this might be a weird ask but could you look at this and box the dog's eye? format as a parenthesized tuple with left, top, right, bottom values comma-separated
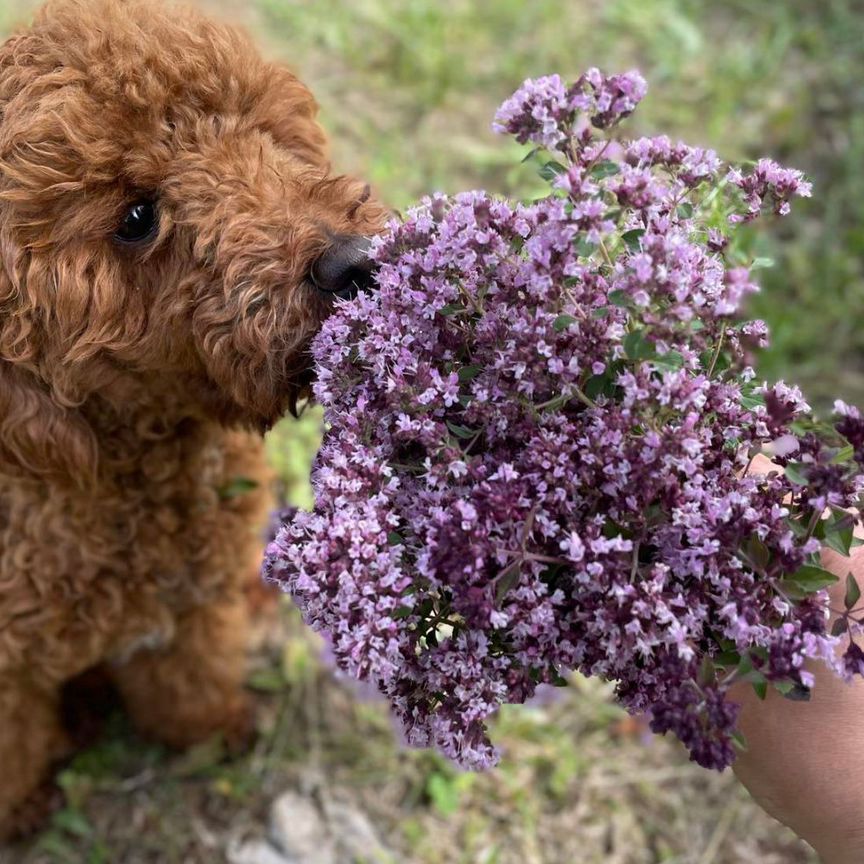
(115, 201, 159, 244)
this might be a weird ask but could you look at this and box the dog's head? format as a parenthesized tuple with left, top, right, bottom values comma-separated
(0, 0, 387, 484)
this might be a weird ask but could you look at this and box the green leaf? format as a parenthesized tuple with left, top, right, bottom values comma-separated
(575, 237, 597, 257)
(778, 581, 809, 601)
(553, 314, 577, 332)
(621, 228, 645, 250)
(676, 202, 694, 219)
(724, 436, 742, 452)
(750, 257, 775, 271)
(823, 525, 854, 557)
(831, 616, 849, 637)
(247, 668, 285, 693)
(823, 510, 855, 557)
(550, 669, 569, 687)
(438, 303, 464, 316)
(538, 160, 567, 181)
(623, 331, 641, 359)
(731, 729, 749, 751)
(446, 421, 477, 439)
(590, 160, 620, 179)
(740, 390, 766, 411)
(697, 656, 716, 686)
(788, 417, 834, 437)
(715, 650, 741, 667)
(458, 364, 483, 382)
(734, 653, 765, 684)
(623, 330, 655, 361)
(776, 680, 811, 701)
(701, 347, 730, 374)
(846, 572, 861, 610)
(745, 534, 770, 571)
(417, 597, 435, 617)
(217, 476, 259, 500)
(392, 605, 414, 619)
(783, 462, 810, 487)
(52, 809, 93, 838)
(788, 516, 810, 539)
(831, 444, 855, 464)
(608, 289, 632, 307)
(785, 563, 839, 592)
(584, 371, 612, 400)
(752, 680, 768, 701)
(651, 351, 685, 370)
(387, 530, 404, 546)
(426, 773, 461, 817)
(735, 653, 753, 678)
(495, 565, 521, 605)
(521, 146, 541, 164)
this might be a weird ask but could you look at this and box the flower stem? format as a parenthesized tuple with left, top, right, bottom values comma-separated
(707, 323, 727, 378)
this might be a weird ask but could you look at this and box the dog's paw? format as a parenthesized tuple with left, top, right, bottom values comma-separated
(1, 779, 64, 842)
(222, 696, 257, 758)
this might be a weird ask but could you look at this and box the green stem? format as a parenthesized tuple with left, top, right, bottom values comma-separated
(598, 237, 615, 269)
(534, 385, 596, 412)
(802, 507, 823, 544)
(707, 323, 727, 378)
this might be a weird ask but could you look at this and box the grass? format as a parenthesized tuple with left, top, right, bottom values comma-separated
(254, 0, 864, 409)
(10, 613, 818, 864)
(3, 0, 864, 861)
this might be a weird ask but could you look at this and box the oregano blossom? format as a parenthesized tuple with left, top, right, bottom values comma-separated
(264, 71, 863, 771)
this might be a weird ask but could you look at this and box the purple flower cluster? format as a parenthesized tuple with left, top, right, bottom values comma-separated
(493, 68, 647, 150)
(727, 159, 813, 222)
(264, 72, 864, 771)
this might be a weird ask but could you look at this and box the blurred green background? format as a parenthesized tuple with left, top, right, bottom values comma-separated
(3, 0, 863, 862)
(263, 0, 864, 410)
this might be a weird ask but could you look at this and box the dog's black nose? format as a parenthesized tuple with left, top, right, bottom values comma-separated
(310, 235, 378, 299)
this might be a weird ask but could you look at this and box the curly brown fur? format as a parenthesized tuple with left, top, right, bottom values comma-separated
(0, 0, 387, 839)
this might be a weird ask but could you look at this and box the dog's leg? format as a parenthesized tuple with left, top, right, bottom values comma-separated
(0, 677, 69, 840)
(109, 593, 254, 752)
(112, 431, 269, 753)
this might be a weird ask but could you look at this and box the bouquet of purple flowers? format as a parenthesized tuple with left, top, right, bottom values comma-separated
(264, 69, 864, 771)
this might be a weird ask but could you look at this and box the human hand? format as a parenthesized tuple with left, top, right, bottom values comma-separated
(732, 543, 864, 863)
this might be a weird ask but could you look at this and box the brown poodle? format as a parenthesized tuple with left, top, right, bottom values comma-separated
(0, 0, 386, 839)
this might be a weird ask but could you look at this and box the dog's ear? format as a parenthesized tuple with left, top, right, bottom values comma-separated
(0, 265, 98, 488)
(0, 359, 99, 488)
(258, 64, 330, 169)
(0, 23, 98, 489)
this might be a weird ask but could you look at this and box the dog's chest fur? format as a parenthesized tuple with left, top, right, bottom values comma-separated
(0, 415, 270, 682)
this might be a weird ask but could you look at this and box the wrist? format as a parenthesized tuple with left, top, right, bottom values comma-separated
(820, 850, 864, 864)
(814, 831, 864, 864)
